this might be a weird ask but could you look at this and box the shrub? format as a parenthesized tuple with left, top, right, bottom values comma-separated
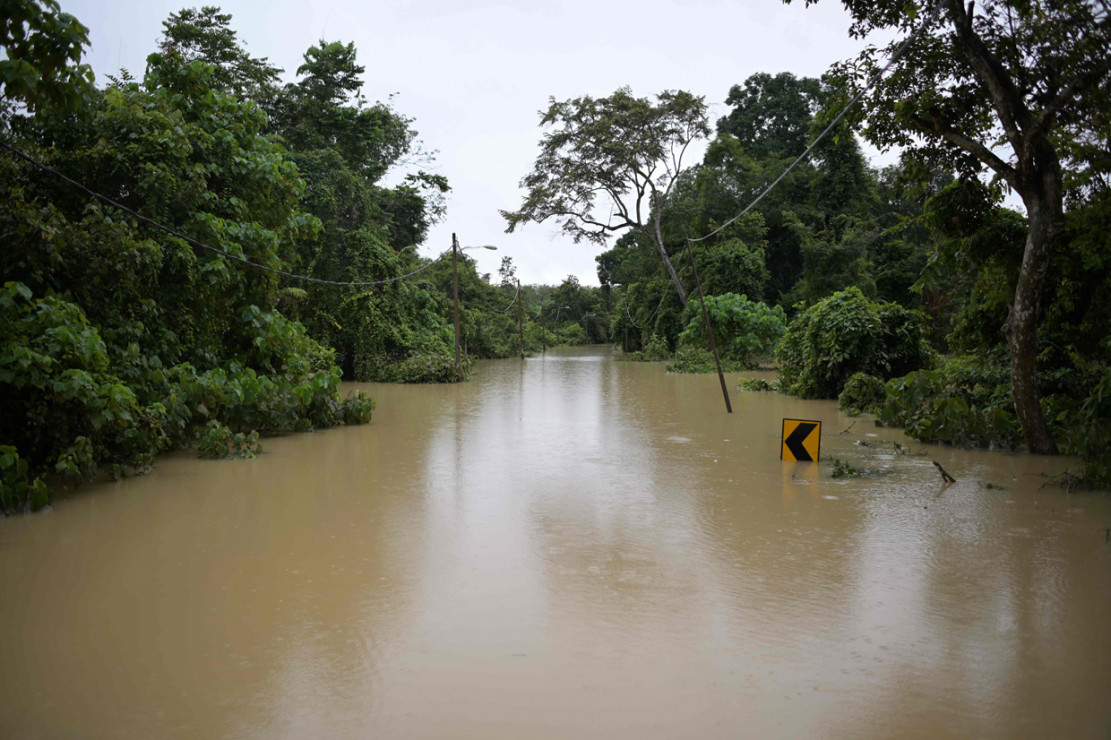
(553, 322, 588, 346)
(838, 373, 888, 416)
(355, 353, 470, 383)
(197, 421, 261, 459)
(877, 356, 1021, 449)
(0, 283, 375, 514)
(878, 351, 1111, 487)
(666, 348, 748, 374)
(617, 333, 672, 362)
(777, 287, 934, 399)
(740, 377, 778, 391)
(678, 293, 786, 368)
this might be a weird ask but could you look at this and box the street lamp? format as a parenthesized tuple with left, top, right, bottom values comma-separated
(452, 233, 497, 379)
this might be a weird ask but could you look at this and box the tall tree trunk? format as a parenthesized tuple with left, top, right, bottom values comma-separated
(652, 219, 688, 305)
(1006, 179, 1061, 455)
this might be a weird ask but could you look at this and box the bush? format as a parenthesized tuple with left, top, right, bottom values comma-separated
(618, 333, 672, 362)
(0, 282, 374, 514)
(666, 348, 748, 374)
(838, 373, 888, 416)
(355, 353, 470, 383)
(740, 377, 778, 391)
(777, 287, 934, 398)
(877, 356, 1021, 449)
(1044, 353, 1111, 487)
(553, 322, 588, 346)
(878, 350, 1111, 487)
(197, 421, 261, 459)
(677, 293, 786, 368)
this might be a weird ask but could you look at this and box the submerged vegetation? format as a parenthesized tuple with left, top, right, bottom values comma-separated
(2, 0, 1109, 511)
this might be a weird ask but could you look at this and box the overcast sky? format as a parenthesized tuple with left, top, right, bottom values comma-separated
(61, 0, 888, 286)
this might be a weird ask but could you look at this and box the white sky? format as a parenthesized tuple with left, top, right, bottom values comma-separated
(61, 0, 888, 286)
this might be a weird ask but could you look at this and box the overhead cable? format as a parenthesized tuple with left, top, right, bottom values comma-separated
(624, 289, 668, 330)
(489, 282, 522, 314)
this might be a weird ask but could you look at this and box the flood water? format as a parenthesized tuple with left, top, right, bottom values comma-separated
(2, 346, 1110, 738)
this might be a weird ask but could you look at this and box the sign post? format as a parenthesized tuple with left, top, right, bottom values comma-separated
(781, 419, 821, 461)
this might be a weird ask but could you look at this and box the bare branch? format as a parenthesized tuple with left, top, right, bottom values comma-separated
(908, 113, 1018, 186)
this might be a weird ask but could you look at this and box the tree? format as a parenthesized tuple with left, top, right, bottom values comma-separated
(503, 87, 710, 305)
(264, 39, 452, 379)
(157, 6, 280, 100)
(803, 0, 1111, 453)
(1, 28, 373, 511)
(717, 72, 823, 157)
(0, 0, 93, 114)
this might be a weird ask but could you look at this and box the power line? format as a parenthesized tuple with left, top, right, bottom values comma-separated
(690, 0, 945, 243)
(488, 282, 521, 314)
(0, 138, 454, 287)
(624, 287, 669, 330)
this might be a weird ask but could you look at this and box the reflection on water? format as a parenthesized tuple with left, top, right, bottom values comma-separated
(2, 346, 1110, 738)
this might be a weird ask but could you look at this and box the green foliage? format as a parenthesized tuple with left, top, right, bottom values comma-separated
(505, 87, 710, 303)
(1042, 343, 1111, 487)
(830, 458, 860, 479)
(740, 377, 778, 391)
(262, 35, 460, 380)
(0, 17, 381, 513)
(915, 180, 1026, 352)
(197, 421, 260, 459)
(783, 212, 877, 305)
(878, 350, 1111, 486)
(1067, 367, 1111, 487)
(695, 237, 770, 300)
(838, 372, 887, 416)
(342, 390, 375, 424)
(0, 0, 94, 112)
(777, 287, 934, 398)
(678, 293, 786, 368)
(815, 0, 1111, 454)
(877, 356, 1021, 449)
(355, 353, 470, 384)
(718, 72, 823, 157)
(156, 6, 280, 99)
(620, 334, 671, 362)
(553, 322, 588, 346)
(665, 348, 748, 374)
(0, 445, 49, 512)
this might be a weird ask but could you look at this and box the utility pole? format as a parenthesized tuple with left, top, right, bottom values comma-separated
(453, 233, 461, 379)
(517, 279, 525, 360)
(554, 305, 570, 346)
(685, 239, 732, 414)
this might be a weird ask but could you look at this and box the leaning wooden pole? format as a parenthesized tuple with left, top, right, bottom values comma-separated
(685, 239, 732, 414)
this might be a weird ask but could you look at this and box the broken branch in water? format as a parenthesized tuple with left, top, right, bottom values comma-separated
(932, 460, 956, 484)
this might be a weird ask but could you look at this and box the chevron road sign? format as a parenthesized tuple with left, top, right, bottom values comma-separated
(781, 419, 821, 461)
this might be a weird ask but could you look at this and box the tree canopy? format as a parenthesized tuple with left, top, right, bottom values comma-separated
(503, 87, 710, 304)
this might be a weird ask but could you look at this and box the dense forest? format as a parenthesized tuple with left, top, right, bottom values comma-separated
(2, 0, 1109, 513)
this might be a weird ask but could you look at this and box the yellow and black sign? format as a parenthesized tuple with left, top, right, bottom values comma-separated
(781, 418, 821, 461)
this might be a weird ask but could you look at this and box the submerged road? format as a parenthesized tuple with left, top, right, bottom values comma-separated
(2, 346, 1110, 738)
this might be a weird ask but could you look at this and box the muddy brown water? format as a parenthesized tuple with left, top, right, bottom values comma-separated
(2, 346, 1110, 739)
